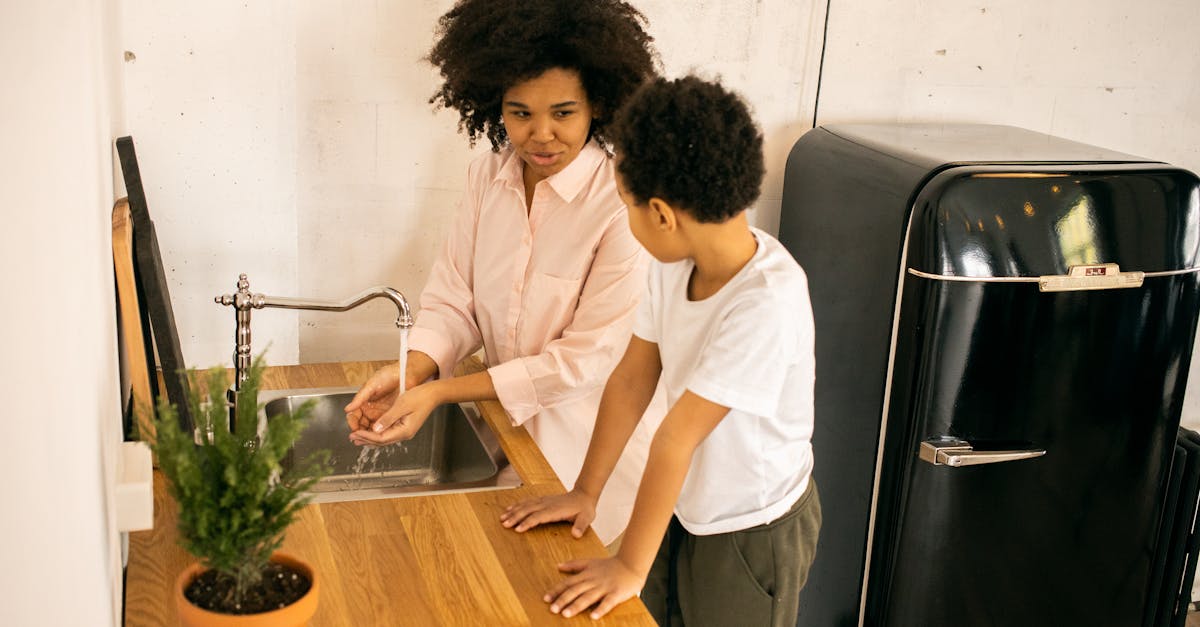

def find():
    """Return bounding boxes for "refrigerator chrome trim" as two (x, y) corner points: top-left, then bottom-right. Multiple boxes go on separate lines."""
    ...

(858, 222), (916, 625)
(907, 267), (1199, 283)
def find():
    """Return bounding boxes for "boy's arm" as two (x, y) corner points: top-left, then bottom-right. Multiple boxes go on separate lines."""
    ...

(501, 335), (661, 535)
(545, 390), (731, 619)
(575, 336), (661, 501)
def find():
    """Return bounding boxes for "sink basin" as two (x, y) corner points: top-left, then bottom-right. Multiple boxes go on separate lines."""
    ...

(258, 387), (521, 503)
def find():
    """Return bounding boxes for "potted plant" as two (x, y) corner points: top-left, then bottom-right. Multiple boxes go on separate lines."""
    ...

(148, 356), (331, 626)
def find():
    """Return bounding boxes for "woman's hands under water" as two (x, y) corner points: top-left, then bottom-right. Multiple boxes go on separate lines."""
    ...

(344, 351), (438, 441)
(348, 379), (444, 446)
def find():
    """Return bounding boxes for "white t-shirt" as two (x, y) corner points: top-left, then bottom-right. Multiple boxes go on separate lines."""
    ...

(633, 227), (815, 535)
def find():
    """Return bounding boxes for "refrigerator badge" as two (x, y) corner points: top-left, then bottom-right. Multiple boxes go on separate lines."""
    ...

(1039, 263), (1145, 292)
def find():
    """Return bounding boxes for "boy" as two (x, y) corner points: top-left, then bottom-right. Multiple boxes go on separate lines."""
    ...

(500, 76), (821, 626)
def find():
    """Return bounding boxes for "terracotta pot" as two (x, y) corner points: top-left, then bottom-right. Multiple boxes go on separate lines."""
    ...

(174, 552), (319, 627)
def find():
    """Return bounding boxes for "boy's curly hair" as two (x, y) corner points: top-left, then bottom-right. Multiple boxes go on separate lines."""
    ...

(611, 76), (765, 223)
(428, 0), (658, 151)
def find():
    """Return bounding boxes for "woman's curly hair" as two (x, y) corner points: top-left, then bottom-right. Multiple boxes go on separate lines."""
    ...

(427, 0), (658, 151)
(611, 76), (765, 223)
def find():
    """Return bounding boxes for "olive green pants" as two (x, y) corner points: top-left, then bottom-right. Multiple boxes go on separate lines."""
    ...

(642, 480), (821, 627)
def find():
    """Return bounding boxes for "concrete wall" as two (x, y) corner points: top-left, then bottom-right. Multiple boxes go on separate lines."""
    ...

(122, 0), (826, 367)
(0, 2), (126, 625)
(125, 0), (1199, 374)
(122, 1), (301, 369)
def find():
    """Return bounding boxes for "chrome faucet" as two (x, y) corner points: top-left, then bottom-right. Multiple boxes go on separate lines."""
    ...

(215, 273), (414, 390)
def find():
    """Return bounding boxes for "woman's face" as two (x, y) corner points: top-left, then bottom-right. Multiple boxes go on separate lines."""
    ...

(501, 67), (594, 186)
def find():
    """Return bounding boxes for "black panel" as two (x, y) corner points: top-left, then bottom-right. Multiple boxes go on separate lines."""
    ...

(1149, 444), (1188, 627)
(116, 136), (193, 432)
(1164, 430), (1200, 627)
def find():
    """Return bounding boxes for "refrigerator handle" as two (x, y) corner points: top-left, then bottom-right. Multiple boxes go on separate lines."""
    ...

(919, 438), (1046, 467)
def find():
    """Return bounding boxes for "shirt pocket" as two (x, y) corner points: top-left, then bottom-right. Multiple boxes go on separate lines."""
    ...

(518, 272), (585, 352)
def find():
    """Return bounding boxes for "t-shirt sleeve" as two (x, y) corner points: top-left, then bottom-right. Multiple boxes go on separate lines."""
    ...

(632, 262), (659, 343)
(686, 296), (797, 417)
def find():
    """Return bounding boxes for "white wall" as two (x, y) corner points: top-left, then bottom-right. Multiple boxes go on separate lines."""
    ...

(0, 2), (125, 626)
(817, 0), (1200, 174)
(122, 0), (827, 367)
(291, 1), (486, 363)
(123, 1), (301, 369)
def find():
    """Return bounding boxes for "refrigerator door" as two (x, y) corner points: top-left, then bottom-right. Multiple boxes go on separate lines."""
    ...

(864, 165), (1200, 626)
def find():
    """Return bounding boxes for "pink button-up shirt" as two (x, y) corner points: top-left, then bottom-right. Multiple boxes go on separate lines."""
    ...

(407, 141), (661, 543)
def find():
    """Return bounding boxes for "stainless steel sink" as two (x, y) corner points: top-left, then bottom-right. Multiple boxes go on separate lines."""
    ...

(258, 387), (521, 503)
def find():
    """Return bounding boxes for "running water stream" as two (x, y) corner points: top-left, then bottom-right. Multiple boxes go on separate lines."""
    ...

(350, 328), (410, 482)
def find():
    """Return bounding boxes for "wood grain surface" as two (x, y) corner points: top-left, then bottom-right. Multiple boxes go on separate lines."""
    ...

(111, 198), (155, 446)
(123, 360), (654, 626)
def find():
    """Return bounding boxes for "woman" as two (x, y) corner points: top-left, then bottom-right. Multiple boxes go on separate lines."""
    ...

(343, 0), (661, 547)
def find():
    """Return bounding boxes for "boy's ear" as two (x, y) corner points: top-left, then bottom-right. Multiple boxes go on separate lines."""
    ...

(648, 197), (677, 232)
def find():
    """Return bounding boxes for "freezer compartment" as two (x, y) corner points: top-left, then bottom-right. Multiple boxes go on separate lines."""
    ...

(906, 165), (1200, 279)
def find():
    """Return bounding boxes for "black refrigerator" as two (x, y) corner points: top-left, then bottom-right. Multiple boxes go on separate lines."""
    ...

(777, 124), (1200, 627)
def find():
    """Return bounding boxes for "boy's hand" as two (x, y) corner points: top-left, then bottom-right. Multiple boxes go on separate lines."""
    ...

(544, 557), (643, 619)
(349, 380), (443, 446)
(500, 489), (597, 538)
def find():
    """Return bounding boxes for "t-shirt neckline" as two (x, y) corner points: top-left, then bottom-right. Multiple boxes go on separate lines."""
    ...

(683, 228), (763, 304)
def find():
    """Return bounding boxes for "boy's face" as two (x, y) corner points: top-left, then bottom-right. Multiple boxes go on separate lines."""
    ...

(615, 169), (683, 263)
(501, 67), (594, 186)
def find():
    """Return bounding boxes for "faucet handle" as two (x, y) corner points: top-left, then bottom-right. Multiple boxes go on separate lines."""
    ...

(215, 273), (265, 310)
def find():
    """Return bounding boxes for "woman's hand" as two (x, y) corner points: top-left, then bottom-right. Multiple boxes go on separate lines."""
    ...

(349, 380), (444, 446)
(343, 364), (398, 432)
(543, 557), (644, 620)
(500, 489), (598, 539)
(344, 351), (438, 432)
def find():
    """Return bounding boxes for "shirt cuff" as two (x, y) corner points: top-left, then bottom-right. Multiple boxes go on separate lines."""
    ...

(406, 327), (459, 382)
(488, 359), (540, 426)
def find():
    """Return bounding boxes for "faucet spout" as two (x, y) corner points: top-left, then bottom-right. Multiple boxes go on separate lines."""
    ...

(257, 286), (414, 329)
(215, 273), (414, 389)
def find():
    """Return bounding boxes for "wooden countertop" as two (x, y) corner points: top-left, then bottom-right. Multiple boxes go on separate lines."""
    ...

(124, 360), (654, 626)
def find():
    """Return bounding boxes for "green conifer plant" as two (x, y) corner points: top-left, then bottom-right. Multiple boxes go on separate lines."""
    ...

(148, 355), (331, 608)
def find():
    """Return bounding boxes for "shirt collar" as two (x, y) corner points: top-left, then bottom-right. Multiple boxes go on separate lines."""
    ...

(494, 140), (607, 204)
